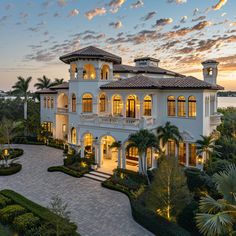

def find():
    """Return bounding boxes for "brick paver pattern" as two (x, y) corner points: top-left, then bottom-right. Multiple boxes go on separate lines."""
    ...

(0, 145), (153, 236)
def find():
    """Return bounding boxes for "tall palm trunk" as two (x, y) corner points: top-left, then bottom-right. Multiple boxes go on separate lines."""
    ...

(24, 99), (27, 120)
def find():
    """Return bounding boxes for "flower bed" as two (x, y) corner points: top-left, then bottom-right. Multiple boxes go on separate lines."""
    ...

(0, 189), (80, 236)
(0, 163), (22, 176)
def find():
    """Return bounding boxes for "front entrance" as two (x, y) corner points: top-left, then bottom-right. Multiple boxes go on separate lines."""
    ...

(99, 136), (118, 173)
(126, 96), (136, 118)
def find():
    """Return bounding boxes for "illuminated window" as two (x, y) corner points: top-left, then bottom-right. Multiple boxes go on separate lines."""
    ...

(51, 97), (54, 109)
(84, 133), (93, 153)
(83, 64), (96, 80)
(82, 94), (93, 113)
(167, 96), (176, 116)
(126, 95), (136, 118)
(167, 140), (175, 156)
(72, 94), (76, 112)
(144, 95), (152, 116)
(62, 124), (66, 132)
(101, 65), (109, 80)
(189, 143), (197, 166)
(71, 127), (76, 145)
(47, 97), (51, 109)
(42, 122), (53, 133)
(207, 68), (213, 76)
(44, 97), (47, 108)
(99, 94), (107, 112)
(178, 142), (186, 165)
(178, 96), (186, 117)
(147, 148), (152, 168)
(188, 96), (196, 117)
(113, 95), (122, 116)
(128, 147), (138, 158)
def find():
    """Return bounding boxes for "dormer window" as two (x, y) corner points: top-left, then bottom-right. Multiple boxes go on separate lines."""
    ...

(207, 68), (213, 76)
(101, 64), (110, 80)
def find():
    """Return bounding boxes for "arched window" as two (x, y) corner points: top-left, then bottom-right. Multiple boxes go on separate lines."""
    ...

(72, 94), (76, 112)
(167, 140), (175, 156)
(101, 65), (110, 80)
(189, 143), (196, 166)
(84, 133), (93, 153)
(113, 95), (123, 116)
(51, 97), (54, 109)
(167, 96), (176, 116)
(71, 128), (76, 145)
(99, 94), (107, 112)
(144, 95), (152, 116)
(83, 64), (96, 80)
(44, 97), (47, 108)
(47, 97), (51, 109)
(178, 96), (186, 117)
(178, 142), (186, 165)
(128, 147), (139, 158)
(126, 95), (136, 118)
(188, 96), (196, 117)
(82, 94), (93, 113)
(70, 63), (77, 80)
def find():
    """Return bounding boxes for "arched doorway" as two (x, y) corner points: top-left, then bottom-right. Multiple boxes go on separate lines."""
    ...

(126, 95), (136, 118)
(100, 136), (118, 173)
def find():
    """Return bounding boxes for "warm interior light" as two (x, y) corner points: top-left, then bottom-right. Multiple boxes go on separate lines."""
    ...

(197, 155), (203, 165)
(3, 149), (9, 156)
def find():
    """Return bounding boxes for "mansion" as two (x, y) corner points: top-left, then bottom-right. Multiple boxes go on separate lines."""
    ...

(38, 46), (223, 173)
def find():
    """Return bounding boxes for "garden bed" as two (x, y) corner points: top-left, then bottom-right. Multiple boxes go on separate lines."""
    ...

(102, 169), (190, 236)
(48, 166), (88, 178)
(0, 164), (22, 176)
(0, 189), (80, 236)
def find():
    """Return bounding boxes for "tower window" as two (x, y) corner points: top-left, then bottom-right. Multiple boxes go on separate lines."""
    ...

(207, 68), (213, 76)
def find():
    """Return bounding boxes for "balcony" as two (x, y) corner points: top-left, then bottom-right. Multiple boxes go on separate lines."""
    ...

(210, 113), (222, 126)
(57, 107), (68, 114)
(79, 114), (156, 130)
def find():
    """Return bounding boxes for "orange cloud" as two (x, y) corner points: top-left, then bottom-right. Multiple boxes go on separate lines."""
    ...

(212, 0), (227, 11)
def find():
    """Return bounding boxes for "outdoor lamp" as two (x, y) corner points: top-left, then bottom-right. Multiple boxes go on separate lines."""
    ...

(3, 149), (9, 157)
(197, 155), (203, 165)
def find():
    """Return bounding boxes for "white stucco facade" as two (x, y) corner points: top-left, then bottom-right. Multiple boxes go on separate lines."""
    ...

(39, 46), (223, 173)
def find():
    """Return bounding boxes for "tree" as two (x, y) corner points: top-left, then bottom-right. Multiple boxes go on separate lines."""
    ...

(196, 164), (236, 236)
(53, 78), (64, 86)
(145, 155), (192, 221)
(34, 75), (53, 90)
(12, 76), (32, 120)
(48, 195), (71, 236)
(126, 129), (158, 184)
(196, 135), (221, 172)
(156, 122), (182, 152)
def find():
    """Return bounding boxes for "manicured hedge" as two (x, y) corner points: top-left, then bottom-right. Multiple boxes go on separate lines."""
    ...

(48, 166), (88, 178)
(0, 164), (22, 176)
(102, 180), (190, 236)
(0, 189), (79, 236)
(9, 148), (24, 159)
(0, 195), (12, 209)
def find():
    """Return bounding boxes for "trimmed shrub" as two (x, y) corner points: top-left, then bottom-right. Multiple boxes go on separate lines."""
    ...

(0, 204), (27, 223)
(8, 148), (24, 159)
(48, 166), (88, 178)
(0, 163), (22, 176)
(0, 195), (12, 209)
(13, 213), (40, 233)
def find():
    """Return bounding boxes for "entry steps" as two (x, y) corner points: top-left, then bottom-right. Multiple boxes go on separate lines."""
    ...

(84, 170), (112, 182)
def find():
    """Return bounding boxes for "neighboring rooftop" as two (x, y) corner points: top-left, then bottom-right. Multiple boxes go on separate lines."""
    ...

(60, 46), (122, 64)
(35, 88), (57, 94)
(100, 75), (224, 90)
(50, 82), (69, 90)
(134, 57), (160, 63)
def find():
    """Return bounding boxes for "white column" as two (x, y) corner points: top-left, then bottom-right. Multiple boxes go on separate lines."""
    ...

(96, 68), (101, 80)
(94, 142), (100, 165)
(122, 145), (126, 169)
(122, 97), (126, 117)
(81, 141), (85, 158)
(76, 67), (83, 80)
(185, 142), (189, 167)
(139, 101), (143, 119)
(99, 143), (103, 167)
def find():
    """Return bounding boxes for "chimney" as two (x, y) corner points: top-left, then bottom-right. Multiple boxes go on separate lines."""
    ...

(134, 57), (160, 67)
(201, 60), (219, 85)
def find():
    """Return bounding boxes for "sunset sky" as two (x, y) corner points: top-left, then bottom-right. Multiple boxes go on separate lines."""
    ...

(0, 0), (236, 91)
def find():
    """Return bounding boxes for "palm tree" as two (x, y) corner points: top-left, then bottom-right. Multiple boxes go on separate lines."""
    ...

(12, 76), (32, 120)
(126, 129), (158, 184)
(196, 164), (236, 236)
(34, 75), (53, 90)
(156, 122), (182, 152)
(110, 141), (122, 168)
(53, 78), (64, 86)
(196, 135), (221, 171)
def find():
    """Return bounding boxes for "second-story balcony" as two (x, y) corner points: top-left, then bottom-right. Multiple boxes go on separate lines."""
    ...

(79, 114), (157, 130)
(210, 112), (222, 126)
(57, 107), (69, 114)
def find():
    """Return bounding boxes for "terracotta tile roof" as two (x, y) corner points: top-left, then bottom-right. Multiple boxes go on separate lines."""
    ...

(60, 46), (122, 64)
(113, 64), (184, 77)
(100, 75), (224, 90)
(50, 82), (69, 89)
(35, 88), (57, 94)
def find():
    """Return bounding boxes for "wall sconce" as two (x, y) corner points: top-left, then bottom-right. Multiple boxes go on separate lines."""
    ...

(3, 149), (9, 157)
(197, 155), (203, 165)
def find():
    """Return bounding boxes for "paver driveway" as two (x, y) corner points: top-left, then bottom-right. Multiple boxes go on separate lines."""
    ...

(0, 145), (153, 236)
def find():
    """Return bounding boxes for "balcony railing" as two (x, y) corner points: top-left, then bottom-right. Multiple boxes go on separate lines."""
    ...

(57, 107), (68, 113)
(210, 113), (222, 126)
(79, 114), (156, 129)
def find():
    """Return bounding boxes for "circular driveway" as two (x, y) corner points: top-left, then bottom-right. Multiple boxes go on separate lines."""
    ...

(0, 145), (153, 236)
